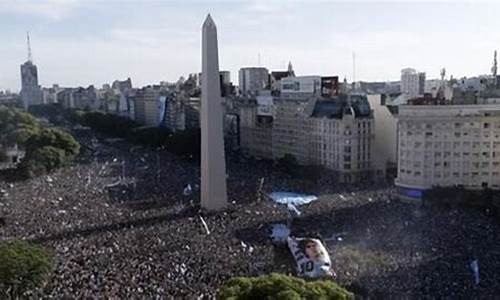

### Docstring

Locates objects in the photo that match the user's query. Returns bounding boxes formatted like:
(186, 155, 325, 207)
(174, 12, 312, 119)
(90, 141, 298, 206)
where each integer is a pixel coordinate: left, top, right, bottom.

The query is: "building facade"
(20, 61, 42, 109)
(401, 68, 425, 101)
(238, 67, 269, 96)
(133, 87, 166, 127)
(396, 104, 500, 200)
(239, 94, 375, 183)
(367, 94, 398, 180)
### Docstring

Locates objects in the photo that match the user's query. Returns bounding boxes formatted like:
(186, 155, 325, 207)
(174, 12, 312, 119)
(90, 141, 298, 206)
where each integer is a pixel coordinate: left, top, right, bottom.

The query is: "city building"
(239, 92, 375, 183)
(133, 86, 167, 127)
(110, 78, 134, 117)
(220, 71, 231, 85)
(396, 104, 500, 201)
(72, 86, 101, 110)
(270, 62, 296, 93)
(20, 33, 42, 109)
(239, 96, 274, 159)
(42, 84, 62, 104)
(0, 91, 19, 107)
(238, 67, 269, 96)
(401, 68, 425, 102)
(367, 94, 398, 180)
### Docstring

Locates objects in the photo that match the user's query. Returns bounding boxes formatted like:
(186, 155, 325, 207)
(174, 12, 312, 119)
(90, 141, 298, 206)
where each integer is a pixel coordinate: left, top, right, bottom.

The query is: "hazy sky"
(1, 0, 499, 91)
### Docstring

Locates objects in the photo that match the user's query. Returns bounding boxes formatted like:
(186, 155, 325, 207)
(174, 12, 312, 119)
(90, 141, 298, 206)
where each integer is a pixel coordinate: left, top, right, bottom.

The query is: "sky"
(1, 0, 499, 92)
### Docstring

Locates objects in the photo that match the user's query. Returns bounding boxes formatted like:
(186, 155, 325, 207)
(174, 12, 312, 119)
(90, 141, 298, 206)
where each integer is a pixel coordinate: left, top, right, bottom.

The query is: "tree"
(25, 128, 80, 158)
(20, 128, 80, 178)
(218, 273, 353, 300)
(21, 146, 67, 177)
(0, 240, 53, 297)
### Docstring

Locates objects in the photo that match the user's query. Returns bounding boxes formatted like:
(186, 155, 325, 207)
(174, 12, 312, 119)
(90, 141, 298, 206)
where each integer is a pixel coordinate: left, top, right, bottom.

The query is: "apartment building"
(396, 104, 500, 200)
(239, 93, 375, 183)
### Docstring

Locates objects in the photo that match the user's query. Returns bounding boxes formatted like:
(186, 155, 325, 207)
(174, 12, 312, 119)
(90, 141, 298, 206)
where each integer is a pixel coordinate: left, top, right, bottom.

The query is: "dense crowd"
(1, 129, 500, 298)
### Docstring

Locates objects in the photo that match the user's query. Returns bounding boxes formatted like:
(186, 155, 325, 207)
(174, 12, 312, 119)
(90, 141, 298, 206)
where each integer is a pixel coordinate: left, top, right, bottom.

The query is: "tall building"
(133, 87, 166, 127)
(20, 33, 42, 109)
(401, 68, 425, 101)
(396, 104, 500, 201)
(220, 71, 231, 85)
(238, 67, 269, 96)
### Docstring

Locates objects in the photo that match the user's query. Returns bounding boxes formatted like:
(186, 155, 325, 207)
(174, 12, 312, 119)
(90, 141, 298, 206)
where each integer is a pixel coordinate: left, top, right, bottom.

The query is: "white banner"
(287, 237, 334, 278)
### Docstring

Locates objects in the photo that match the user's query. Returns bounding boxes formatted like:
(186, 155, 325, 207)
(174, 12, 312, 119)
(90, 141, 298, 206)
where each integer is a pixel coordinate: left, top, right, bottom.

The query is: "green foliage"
(217, 273, 353, 300)
(20, 128, 80, 178)
(28, 104, 66, 125)
(0, 105, 39, 146)
(78, 109, 201, 160)
(81, 111, 139, 138)
(0, 240, 53, 297)
(21, 146, 67, 177)
(25, 128, 80, 157)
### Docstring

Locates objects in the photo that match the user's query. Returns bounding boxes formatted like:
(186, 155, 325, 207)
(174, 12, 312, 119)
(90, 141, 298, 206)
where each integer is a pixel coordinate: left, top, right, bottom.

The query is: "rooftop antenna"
(492, 50, 498, 77)
(26, 31, 33, 62)
(352, 51, 356, 84)
(258, 53, 261, 66)
(440, 68, 446, 81)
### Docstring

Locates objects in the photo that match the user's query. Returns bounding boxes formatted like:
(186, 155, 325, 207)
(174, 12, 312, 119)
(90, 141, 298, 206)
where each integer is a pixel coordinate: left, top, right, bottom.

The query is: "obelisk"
(200, 14, 228, 210)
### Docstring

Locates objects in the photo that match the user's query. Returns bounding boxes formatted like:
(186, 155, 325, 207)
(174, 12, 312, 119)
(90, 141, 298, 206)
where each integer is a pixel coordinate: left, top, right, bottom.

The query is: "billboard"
(287, 237, 335, 278)
(256, 95, 274, 116)
(321, 76, 339, 97)
(281, 76, 321, 94)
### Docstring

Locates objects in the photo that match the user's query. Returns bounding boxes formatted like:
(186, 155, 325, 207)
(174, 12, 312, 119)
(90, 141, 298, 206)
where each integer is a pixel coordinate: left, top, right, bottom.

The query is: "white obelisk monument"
(201, 14, 228, 210)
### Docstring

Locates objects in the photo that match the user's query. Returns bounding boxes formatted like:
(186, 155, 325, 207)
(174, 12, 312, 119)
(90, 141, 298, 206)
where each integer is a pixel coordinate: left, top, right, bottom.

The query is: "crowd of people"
(1, 128, 500, 298)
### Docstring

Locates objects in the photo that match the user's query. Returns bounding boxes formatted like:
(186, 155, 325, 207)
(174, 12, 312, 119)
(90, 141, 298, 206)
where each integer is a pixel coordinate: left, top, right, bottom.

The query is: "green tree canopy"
(0, 240, 53, 297)
(218, 273, 353, 300)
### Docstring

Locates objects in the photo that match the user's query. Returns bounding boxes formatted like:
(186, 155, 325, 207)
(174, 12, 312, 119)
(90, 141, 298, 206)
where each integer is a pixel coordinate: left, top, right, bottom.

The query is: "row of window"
(400, 170, 500, 178)
(400, 150, 500, 159)
(400, 160, 500, 168)
(402, 121, 500, 130)
(401, 141, 500, 149)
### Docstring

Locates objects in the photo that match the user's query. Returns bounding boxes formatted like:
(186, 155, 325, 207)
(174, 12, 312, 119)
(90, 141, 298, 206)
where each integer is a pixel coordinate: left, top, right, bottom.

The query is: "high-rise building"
(401, 68, 425, 101)
(238, 67, 269, 96)
(20, 33, 42, 109)
(133, 87, 166, 127)
(219, 71, 231, 85)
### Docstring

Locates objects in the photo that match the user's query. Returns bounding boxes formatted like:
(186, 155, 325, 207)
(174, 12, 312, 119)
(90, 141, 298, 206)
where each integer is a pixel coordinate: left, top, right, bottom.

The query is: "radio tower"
(26, 31, 33, 63)
(492, 50, 498, 88)
(492, 50, 498, 77)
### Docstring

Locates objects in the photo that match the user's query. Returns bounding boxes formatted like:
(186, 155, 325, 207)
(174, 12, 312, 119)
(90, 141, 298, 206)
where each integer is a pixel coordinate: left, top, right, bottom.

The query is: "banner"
(287, 237, 334, 278)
